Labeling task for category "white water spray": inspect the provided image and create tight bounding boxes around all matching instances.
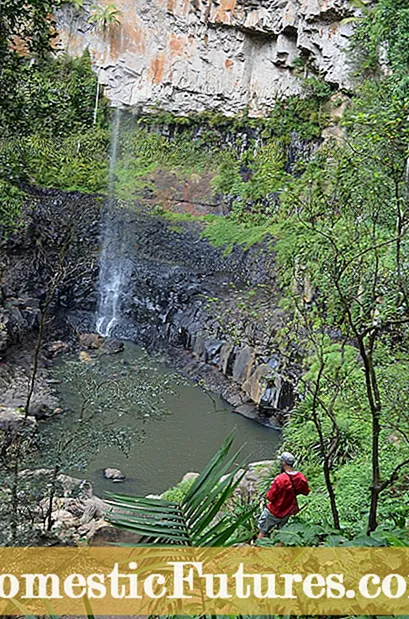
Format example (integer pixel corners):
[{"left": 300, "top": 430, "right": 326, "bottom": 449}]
[{"left": 96, "top": 108, "right": 130, "bottom": 337}]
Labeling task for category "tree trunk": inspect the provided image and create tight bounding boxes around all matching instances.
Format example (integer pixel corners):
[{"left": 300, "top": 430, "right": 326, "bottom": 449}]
[
  {"left": 368, "top": 411, "right": 381, "bottom": 533},
  {"left": 46, "top": 465, "right": 60, "bottom": 531},
  {"left": 10, "top": 450, "right": 19, "bottom": 542},
  {"left": 358, "top": 340, "right": 382, "bottom": 534},
  {"left": 323, "top": 458, "right": 340, "bottom": 530},
  {"left": 310, "top": 363, "right": 341, "bottom": 530}
]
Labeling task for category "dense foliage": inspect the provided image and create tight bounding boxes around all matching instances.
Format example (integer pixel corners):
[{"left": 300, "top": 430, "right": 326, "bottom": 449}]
[{"left": 0, "top": 5, "right": 110, "bottom": 238}]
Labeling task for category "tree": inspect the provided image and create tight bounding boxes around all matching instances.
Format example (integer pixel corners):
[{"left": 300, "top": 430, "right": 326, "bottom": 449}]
[
  {"left": 274, "top": 103, "right": 409, "bottom": 531},
  {"left": 0, "top": 0, "right": 58, "bottom": 131}
]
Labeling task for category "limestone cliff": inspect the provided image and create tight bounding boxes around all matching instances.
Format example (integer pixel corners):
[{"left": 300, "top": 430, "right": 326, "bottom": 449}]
[{"left": 57, "top": 0, "right": 359, "bottom": 116}]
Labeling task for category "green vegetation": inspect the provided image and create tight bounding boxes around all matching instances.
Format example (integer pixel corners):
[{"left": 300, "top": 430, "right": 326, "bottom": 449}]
[
  {"left": 88, "top": 3, "right": 121, "bottom": 30},
  {"left": 112, "top": 125, "right": 221, "bottom": 200},
  {"left": 187, "top": 0, "right": 409, "bottom": 540},
  {"left": 1, "top": 52, "right": 110, "bottom": 182},
  {"left": 0, "top": 0, "right": 110, "bottom": 238}
]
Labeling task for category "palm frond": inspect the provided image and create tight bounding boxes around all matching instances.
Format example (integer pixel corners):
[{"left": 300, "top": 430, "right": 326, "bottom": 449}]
[{"left": 106, "top": 434, "right": 256, "bottom": 546}]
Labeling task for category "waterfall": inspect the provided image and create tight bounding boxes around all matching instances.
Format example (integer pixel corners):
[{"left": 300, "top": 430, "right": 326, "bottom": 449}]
[{"left": 96, "top": 108, "right": 130, "bottom": 337}]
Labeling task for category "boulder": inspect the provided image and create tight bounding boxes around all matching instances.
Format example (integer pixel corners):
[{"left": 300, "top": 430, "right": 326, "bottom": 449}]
[
  {"left": 104, "top": 468, "right": 126, "bottom": 482},
  {"left": 204, "top": 339, "right": 224, "bottom": 364},
  {"left": 79, "top": 333, "right": 104, "bottom": 349},
  {"left": 181, "top": 472, "right": 199, "bottom": 484},
  {"left": 46, "top": 340, "right": 70, "bottom": 357},
  {"left": 80, "top": 497, "right": 107, "bottom": 523},
  {"left": 87, "top": 522, "right": 142, "bottom": 546},
  {"left": 218, "top": 342, "right": 235, "bottom": 376},
  {"left": 242, "top": 364, "right": 272, "bottom": 404},
  {"left": 0, "top": 407, "right": 36, "bottom": 431},
  {"left": 28, "top": 394, "right": 58, "bottom": 419},
  {"left": 51, "top": 509, "right": 78, "bottom": 530},
  {"left": 248, "top": 460, "right": 275, "bottom": 469},
  {"left": 232, "top": 345, "right": 255, "bottom": 384},
  {"left": 57, "top": 475, "right": 94, "bottom": 499}
]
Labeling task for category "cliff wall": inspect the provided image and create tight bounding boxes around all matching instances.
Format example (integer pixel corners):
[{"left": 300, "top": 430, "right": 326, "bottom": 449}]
[{"left": 57, "top": 0, "right": 358, "bottom": 116}]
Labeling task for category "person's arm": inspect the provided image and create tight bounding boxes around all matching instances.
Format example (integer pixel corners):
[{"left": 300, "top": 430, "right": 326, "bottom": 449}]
[
  {"left": 299, "top": 476, "right": 310, "bottom": 496},
  {"left": 266, "top": 478, "right": 279, "bottom": 502}
]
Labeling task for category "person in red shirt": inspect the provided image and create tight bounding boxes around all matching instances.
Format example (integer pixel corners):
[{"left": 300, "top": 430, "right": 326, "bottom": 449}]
[{"left": 257, "top": 451, "right": 310, "bottom": 539}]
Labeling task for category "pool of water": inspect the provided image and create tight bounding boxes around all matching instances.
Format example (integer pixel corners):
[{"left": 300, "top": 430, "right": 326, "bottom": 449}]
[{"left": 52, "top": 342, "right": 280, "bottom": 497}]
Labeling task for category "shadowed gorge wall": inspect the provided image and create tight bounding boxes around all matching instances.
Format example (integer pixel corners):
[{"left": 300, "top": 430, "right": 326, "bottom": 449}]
[{"left": 56, "top": 0, "right": 358, "bottom": 116}]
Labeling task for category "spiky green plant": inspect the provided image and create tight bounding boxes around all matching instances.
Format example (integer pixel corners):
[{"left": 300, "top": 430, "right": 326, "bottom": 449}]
[
  {"left": 106, "top": 435, "right": 256, "bottom": 546},
  {"left": 88, "top": 3, "right": 121, "bottom": 30}
]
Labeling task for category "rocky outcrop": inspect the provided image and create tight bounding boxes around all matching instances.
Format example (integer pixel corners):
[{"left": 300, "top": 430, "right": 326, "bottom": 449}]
[
  {"left": 0, "top": 406, "right": 37, "bottom": 431},
  {"left": 22, "top": 469, "right": 140, "bottom": 545},
  {"left": 56, "top": 0, "right": 360, "bottom": 116},
  {"left": 0, "top": 187, "right": 100, "bottom": 358},
  {"left": 88, "top": 207, "right": 296, "bottom": 426}
]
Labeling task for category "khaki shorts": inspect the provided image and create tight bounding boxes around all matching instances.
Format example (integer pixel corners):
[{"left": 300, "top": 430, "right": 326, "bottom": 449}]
[{"left": 257, "top": 507, "right": 289, "bottom": 534}]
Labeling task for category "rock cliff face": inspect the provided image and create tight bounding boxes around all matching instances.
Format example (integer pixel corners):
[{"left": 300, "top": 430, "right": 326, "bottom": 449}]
[
  {"left": 86, "top": 206, "right": 296, "bottom": 426},
  {"left": 57, "top": 0, "right": 358, "bottom": 116},
  {"left": 2, "top": 189, "right": 295, "bottom": 426}
]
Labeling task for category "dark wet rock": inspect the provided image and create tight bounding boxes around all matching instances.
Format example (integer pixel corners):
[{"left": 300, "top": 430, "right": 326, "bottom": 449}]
[
  {"left": 28, "top": 394, "right": 57, "bottom": 419},
  {"left": 1, "top": 188, "right": 100, "bottom": 358},
  {"left": 2, "top": 188, "right": 297, "bottom": 427},
  {"left": 204, "top": 339, "right": 224, "bottom": 364},
  {"left": 101, "top": 338, "right": 125, "bottom": 355}
]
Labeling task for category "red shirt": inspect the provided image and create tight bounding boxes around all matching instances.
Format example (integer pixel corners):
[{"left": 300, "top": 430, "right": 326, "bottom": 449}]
[{"left": 266, "top": 471, "right": 310, "bottom": 518}]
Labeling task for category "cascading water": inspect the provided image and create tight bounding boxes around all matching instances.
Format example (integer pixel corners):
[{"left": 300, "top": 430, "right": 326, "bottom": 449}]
[{"left": 96, "top": 108, "right": 131, "bottom": 337}]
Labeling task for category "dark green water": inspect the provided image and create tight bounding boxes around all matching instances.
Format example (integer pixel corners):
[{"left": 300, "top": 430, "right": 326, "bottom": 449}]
[{"left": 53, "top": 342, "right": 280, "bottom": 497}]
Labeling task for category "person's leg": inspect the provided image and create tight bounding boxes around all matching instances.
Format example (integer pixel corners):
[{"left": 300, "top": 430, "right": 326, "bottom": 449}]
[
  {"left": 277, "top": 515, "right": 290, "bottom": 529},
  {"left": 257, "top": 508, "right": 272, "bottom": 539},
  {"left": 257, "top": 509, "right": 285, "bottom": 539}
]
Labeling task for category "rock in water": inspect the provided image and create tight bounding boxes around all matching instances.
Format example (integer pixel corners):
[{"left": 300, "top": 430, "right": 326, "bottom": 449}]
[
  {"left": 103, "top": 468, "right": 126, "bottom": 482},
  {"left": 101, "top": 339, "right": 125, "bottom": 355}
]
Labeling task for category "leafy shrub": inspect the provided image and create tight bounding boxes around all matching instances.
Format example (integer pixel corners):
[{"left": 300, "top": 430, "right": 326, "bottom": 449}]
[
  {"left": 0, "top": 181, "right": 25, "bottom": 237},
  {"left": 161, "top": 477, "right": 196, "bottom": 503},
  {"left": 2, "top": 51, "right": 105, "bottom": 138},
  {"left": 21, "top": 128, "right": 110, "bottom": 193}
]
